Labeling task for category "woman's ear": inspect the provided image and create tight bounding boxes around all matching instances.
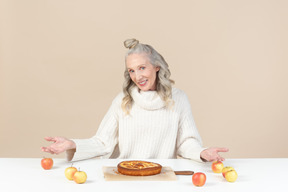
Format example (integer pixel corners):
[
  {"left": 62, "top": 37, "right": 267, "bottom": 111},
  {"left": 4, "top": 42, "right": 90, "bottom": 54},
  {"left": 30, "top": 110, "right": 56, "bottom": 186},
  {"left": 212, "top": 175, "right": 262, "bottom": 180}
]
[{"left": 156, "top": 67, "right": 160, "bottom": 72}]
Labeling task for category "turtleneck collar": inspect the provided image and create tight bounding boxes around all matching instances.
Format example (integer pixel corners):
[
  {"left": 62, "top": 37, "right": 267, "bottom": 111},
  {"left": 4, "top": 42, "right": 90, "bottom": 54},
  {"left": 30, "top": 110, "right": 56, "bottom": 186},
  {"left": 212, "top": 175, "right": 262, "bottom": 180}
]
[{"left": 131, "top": 86, "right": 166, "bottom": 110}]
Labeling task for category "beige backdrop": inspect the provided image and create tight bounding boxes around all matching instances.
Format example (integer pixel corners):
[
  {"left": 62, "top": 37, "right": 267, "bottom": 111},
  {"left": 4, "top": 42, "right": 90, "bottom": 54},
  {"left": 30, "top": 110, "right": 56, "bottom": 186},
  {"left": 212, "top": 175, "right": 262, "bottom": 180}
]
[{"left": 0, "top": 0, "right": 287, "bottom": 159}]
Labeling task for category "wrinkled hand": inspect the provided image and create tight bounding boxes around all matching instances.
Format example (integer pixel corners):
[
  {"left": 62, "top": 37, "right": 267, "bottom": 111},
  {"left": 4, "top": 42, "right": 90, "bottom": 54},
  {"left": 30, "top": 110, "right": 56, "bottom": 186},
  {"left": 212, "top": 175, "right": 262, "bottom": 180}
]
[
  {"left": 41, "top": 136, "right": 76, "bottom": 155},
  {"left": 200, "top": 147, "right": 229, "bottom": 162}
]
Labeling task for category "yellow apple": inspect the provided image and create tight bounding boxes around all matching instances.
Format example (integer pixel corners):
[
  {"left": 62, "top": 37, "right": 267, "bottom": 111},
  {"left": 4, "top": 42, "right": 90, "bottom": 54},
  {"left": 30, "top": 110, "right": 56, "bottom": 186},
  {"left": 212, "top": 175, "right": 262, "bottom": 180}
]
[
  {"left": 73, "top": 169, "right": 87, "bottom": 184},
  {"left": 222, "top": 166, "right": 235, "bottom": 178},
  {"left": 211, "top": 161, "right": 224, "bottom": 173},
  {"left": 65, "top": 165, "right": 78, "bottom": 180},
  {"left": 225, "top": 170, "right": 238, "bottom": 182}
]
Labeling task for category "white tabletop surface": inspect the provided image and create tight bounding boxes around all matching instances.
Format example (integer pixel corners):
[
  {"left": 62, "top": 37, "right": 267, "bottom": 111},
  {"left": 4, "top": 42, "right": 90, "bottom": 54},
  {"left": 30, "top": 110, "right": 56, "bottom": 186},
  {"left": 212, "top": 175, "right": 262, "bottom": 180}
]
[{"left": 0, "top": 158, "right": 287, "bottom": 192}]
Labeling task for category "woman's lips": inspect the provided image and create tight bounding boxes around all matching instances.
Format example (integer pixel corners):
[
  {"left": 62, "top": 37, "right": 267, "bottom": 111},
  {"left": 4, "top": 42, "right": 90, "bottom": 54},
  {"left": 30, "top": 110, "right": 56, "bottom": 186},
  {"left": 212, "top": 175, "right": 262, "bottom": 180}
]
[{"left": 138, "top": 80, "right": 147, "bottom": 86}]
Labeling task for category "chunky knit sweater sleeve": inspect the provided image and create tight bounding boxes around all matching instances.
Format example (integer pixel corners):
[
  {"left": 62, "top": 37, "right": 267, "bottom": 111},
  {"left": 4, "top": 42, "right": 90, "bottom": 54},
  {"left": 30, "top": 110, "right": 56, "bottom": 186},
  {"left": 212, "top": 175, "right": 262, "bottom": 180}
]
[
  {"left": 175, "top": 90, "right": 206, "bottom": 162},
  {"left": 66, "top": 93, "right": 122, "bottom": 161}
]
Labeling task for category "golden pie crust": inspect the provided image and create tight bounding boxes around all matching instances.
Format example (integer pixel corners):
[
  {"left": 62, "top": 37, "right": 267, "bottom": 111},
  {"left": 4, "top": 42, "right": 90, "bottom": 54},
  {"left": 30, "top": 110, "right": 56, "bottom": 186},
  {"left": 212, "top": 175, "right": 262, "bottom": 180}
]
[{"left": 117, "top": 160, "right": 162, "bottom": 176}]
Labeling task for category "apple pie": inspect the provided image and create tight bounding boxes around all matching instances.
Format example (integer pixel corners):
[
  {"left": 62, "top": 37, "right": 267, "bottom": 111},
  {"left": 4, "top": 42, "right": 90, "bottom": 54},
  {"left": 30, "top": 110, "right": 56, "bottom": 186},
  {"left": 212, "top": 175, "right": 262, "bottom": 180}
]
[{"left": 117, "top": 160, "right": 162, "bottom": 176}]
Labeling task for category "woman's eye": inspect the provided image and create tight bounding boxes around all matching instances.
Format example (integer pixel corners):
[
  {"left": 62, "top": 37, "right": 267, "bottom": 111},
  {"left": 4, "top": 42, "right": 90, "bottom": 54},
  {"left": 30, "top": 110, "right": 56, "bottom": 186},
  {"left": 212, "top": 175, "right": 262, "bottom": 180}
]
[
  {"left": 140, "top": 67, "right": 145, "bottom": 70},
  {"left": 129, "top": 70, "right": 134, "bottom": 73}
]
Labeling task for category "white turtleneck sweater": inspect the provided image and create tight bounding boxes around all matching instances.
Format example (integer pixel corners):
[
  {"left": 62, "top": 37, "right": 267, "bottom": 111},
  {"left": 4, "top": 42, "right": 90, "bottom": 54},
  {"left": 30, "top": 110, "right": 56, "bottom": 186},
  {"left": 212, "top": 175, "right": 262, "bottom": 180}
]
[{"left": 67, "top": 87, "right": 205, "bottom": 162}]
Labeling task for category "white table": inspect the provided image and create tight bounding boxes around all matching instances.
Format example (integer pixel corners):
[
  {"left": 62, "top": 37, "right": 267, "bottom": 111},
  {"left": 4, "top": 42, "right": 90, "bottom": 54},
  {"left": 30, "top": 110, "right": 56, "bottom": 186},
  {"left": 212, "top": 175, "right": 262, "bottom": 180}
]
[{"left": 0, "top": 158, "right": 287, "bottom": 192}]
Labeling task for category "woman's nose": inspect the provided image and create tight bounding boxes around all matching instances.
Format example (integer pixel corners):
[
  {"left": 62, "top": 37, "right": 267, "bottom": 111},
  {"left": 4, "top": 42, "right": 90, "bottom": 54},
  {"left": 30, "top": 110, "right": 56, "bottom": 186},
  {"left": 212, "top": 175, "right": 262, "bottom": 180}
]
[{"left": 135, "top": 71, "right": 143, "bottom": 80}]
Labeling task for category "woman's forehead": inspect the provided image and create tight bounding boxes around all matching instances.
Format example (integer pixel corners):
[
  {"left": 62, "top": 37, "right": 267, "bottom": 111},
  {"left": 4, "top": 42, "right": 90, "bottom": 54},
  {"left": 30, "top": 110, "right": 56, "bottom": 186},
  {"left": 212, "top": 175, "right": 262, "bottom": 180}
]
[{"left": 126, "top": 53, "right": 151, "bottom": 68}]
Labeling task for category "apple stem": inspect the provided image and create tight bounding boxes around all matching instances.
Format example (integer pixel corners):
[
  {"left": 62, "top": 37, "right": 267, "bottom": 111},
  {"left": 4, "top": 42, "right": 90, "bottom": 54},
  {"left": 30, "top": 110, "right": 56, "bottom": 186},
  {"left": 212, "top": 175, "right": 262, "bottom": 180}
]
[{"left": 71, "top": 163, "right": 73, "bottom": 167}]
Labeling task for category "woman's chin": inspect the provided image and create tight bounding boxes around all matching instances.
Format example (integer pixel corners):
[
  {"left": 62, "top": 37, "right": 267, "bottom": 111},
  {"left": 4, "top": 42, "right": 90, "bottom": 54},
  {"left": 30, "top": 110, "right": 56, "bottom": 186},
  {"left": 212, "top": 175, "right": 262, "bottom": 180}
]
[
  {"left": 137, "top": 86, "right": 149, "bottom": 91},
  {"left": 136, "top": 83, "right": 156, "bottom": 91}
]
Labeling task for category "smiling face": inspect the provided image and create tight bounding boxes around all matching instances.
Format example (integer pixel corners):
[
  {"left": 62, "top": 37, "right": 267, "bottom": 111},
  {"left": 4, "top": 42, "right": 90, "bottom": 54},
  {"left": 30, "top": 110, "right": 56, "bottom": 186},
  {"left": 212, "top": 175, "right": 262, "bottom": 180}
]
[{"left": 126, "top": 53, "right": 160, "bottom": 91}]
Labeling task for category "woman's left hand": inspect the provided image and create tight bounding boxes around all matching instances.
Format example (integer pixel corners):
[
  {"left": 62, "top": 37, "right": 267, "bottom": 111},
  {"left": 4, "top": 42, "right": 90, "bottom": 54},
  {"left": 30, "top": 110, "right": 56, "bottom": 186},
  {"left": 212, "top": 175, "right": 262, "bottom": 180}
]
[{"left": 200, "top": 147, "right": 229, "bottom": 162}]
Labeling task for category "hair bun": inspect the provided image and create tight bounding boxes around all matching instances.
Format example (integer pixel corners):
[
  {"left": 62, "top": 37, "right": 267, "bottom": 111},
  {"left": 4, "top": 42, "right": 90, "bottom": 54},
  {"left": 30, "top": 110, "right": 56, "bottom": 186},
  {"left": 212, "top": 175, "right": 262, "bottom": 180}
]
[{"left": 124, "top": 38, "right": 139, "bottom": 49}]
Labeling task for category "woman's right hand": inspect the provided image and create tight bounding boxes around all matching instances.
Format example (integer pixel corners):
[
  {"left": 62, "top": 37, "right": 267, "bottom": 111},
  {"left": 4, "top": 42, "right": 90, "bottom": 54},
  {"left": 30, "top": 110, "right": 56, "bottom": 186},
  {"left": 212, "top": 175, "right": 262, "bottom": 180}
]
[{"left": 41, "top": 136, "right": 76, "bottom": 155}]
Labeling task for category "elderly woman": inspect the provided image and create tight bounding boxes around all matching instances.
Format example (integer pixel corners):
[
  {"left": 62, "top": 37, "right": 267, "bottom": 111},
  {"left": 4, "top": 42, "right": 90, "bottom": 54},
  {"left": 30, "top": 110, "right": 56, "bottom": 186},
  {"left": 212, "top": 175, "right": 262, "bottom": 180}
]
[{"left": 42, "top": 39, "right": 228, "bottom": 162}]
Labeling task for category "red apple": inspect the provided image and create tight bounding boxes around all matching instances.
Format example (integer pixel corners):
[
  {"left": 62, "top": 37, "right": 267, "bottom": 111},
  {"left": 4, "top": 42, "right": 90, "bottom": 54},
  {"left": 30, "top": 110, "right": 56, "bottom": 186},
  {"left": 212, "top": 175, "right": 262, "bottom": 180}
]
[
  {"left": 41, "top": 157, "right": 53, "bottom": 170},
  {"left": 211, "top": 161, "right": 224, "bottom": 173},
  {"left": 192, "top": 172, "right": 206, "bottom": 187}
]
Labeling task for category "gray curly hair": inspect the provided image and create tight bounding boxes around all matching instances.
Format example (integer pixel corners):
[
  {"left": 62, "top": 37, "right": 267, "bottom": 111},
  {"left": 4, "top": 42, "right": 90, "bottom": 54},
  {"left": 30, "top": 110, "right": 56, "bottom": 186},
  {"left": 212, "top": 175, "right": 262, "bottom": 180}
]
[{"left": 122, "top": 38, "right": 175, "bottom": 114}]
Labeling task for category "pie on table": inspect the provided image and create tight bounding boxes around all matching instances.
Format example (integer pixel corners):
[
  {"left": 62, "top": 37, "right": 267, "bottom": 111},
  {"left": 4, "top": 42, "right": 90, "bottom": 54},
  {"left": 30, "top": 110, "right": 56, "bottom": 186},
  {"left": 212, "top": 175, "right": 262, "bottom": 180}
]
[{"left": 117, "top": 160, "right": 162, "bottom": 176}]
